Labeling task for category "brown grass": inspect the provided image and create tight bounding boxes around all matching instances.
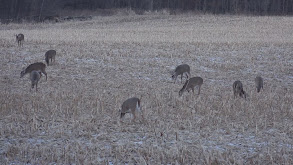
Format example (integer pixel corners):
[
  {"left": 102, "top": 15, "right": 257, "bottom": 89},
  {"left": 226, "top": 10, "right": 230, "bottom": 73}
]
[{"left": 0, "top": 14, "right": 293, "bottom": 164}]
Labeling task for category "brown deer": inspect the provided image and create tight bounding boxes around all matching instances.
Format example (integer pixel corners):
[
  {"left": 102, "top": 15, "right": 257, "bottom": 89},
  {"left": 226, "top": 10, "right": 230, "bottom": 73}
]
[
  {"left": 30, "top": 70, "right": 41, "bottom": 92},
  {"left": 179, "top": 77, "right": 203, "bottom": 97},
  {"left": 45, "top": 50, "right": 56, "bottom": 66},
  {"left": 16, "top": 33, "right": 24, "bottom": 47},
  {"left": 119, "top": 97, "right": 142, "bottom": 122},
  {"left": 255, "top": 76, "right": 263, "bottom": 93},
  {"left": 172, "top": 64, "right": 190, "bottom": 83},
  {"left": 233, "top": 80, "right": 247, "bottom": 99},
  {"left": 21, "top": 62, "right": 47, "bottom": 80}
]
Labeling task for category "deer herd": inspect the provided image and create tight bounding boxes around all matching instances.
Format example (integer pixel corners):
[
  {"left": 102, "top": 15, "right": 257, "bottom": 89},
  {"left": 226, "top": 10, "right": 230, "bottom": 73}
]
[{"left": 17, "top": 33, "right": 264, "bottom": 122}]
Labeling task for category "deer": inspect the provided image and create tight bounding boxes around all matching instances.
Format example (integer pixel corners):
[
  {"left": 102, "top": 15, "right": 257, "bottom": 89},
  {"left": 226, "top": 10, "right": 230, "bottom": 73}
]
[
  {"left": 233, "top": 80, "right": 247, "bottom": 99},
  {"left": 179, "top": 77, "right": 203, "bottom": 97},
  {"left": 172, "top": 64, "right": 190, "bottom": 83},
  {"left": 20, "top": 62, "right": 47, "bottom": 80},
  {"left": 30, "top": 70, "right": 41, "bottom": 92},
  {"left": 45, "top": 50, "right": 56, "bottom": 66},
  {"left": 119, "top": 97, "right": 142, "bottom": 122},
  {"left": 16, "top": 33, "right": 24, "bottom": 47},
  {"left": 255, "top": 76, "right": 263, "bottom": 93}
]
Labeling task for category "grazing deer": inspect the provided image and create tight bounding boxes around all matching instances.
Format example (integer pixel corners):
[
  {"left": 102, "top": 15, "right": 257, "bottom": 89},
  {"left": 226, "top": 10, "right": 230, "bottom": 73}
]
[
  {"left": 233, "top": 80, "right": 247, "bottom": 99},
  {"left": 255, "top": 76, "right": 263, "bottom": 93},
  {"left": 179, "top": 77, "right": 203, "bottom": 97},
  {"left": 172, "top": 64, "right": 190, "bottom": 83},
  {"left": 30, "top": 70, "right": 41, "bottom": 92},
  {"left": 119, "top": 97, "right": 141, "bottom": 122},
  {"left": 20, "top": 62, "right": 47, "bottom": 80},
  {"left": 16, "top": 33, "right": 24, "bottom": 47},
  {"left": 45, "top": 50, "right": 56, "bottom": 66}
]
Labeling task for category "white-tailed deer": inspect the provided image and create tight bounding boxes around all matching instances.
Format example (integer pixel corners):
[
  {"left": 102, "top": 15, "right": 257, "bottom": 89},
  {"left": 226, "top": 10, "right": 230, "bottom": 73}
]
[
  {"left": 45, "top": 50, "right": 56, "bottom": 66},
  {"left": 30, "top": 70, "right": 41, "bottom": 92},
  {"left": 20, "top": 62, "right": 47, "bottom": 80},
  {"left": 172, "top": 64, "right": 190, "bottom": 83},
  {"left": 179, "top": 77, "right": 203, "bottom": 96},
  {"left": 255, "top": 76, "right": 263, "bottom": 93},
  {"left": 233, "top": 80, "right": 247, "bottom": 99},
  {"left": 16, "top": 33, "right": 24, "bottom": 47},
  {"left": 119, "top": 97, "right": 141, "bottom": 122}
]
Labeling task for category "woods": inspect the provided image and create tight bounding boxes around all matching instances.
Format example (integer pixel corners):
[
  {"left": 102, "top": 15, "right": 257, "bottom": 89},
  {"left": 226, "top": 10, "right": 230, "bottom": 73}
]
[{"left": 1, "top": 0, "right": 293, "bottom": 23}]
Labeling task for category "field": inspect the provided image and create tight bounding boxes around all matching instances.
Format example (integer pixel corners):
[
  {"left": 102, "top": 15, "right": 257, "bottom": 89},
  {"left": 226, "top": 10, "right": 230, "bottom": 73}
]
[{"left": 0, "top": 13, "right": 293, "bottom": 164}]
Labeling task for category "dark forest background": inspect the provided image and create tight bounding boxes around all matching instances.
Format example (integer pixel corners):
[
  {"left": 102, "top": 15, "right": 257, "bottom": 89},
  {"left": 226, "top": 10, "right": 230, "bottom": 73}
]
[{"left": 1, "top": 0, "right": 293, "bottom": 23}]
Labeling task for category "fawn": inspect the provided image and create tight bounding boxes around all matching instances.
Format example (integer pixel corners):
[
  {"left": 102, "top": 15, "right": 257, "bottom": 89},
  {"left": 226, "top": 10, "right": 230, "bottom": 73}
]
[
  {"left": 45, "top": 50, "right": 56, "bottom": 65},
  {"left": 16, "top": 34, "right": 24, "bottom": 47},
  {"left": 119, "top": 97, "right": 142, "bottom": 122},
  {"left": 172, "top": 64, "right": 190, "bottom": 83},
  {"left": 21, "top": 62, "right": 47, "bottom": 80},
  {"left": 179, "top": 77, "right": 203, "bottom": 96}
]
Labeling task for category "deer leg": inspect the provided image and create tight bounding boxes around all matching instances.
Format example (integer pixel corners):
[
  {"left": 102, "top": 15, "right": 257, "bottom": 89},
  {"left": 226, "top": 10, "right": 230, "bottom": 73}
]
[
  {"left": 42, "top": 70, "right": 48, "bottom": 81},
  {"left": 198, "top": 86, "right": 201, "bottom": 95},
  {"left": 141, "top": 112, "right": 145, "bottom": 122},
  {"left": 185, "top": 72, "right": 188, "bottom": 80},
  {"left": 173, "top": 76, "right": 177, "bottom": 83},
  {"left": 132, "top": 111, "right": 136, "bottom": 122}
]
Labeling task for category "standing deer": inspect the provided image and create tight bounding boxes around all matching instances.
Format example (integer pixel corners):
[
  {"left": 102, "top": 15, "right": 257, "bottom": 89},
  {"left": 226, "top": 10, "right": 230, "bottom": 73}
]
[
  {"left": 119, "top": 97, "right": 142, "bottom": 122},
  {"left": 45, "top": 50, "right": 56, "bottom": 66},
  {"left": 179, "top": 77, "right": 203, "bottom": 97},
  {"left": 20, "top": 62, "right": 47, "bottom": 80},
  {"left": 233, "top": 80, "right": 247, "bottom": 99},
  {"left": 16, "top": 33, "right": 24, "bottom": 47},
  {"left": 172, "top": 64, "right": 190, "bottom": 83},
  {"left": 30, "top": 70, "right": 41, "bottom": 92},
  {"left": 255, "top": 76, "right": 263, "bottom": 93}
]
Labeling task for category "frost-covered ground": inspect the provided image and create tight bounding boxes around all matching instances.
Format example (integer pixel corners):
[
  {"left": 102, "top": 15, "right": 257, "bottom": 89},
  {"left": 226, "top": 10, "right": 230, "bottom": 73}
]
[{"left": 0, "top": 14, "right": 292, "bottom": 164}]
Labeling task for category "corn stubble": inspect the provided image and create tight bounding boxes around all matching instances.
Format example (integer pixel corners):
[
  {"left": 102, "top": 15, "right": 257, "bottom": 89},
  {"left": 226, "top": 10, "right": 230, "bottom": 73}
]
[{"left": 0, "top": 14, "right": 292, "bottom": 164}]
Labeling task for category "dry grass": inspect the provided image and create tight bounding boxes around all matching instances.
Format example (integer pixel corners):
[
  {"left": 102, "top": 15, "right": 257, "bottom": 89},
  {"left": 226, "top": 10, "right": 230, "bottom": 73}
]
[{"left": 0, "top": 14, "right": 293, "bottom": 164}]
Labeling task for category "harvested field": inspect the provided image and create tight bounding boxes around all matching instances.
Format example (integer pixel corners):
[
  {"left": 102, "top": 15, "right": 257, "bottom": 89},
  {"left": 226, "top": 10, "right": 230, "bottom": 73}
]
[{"left": 0, "top": 14, "right": 293, "bottom": 164}]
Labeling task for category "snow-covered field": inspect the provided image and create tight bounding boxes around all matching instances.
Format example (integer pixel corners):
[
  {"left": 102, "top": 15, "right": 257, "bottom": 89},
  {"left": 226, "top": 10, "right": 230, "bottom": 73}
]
[{"left": 0, "top": 14, "right": 292, "bottom": 164}]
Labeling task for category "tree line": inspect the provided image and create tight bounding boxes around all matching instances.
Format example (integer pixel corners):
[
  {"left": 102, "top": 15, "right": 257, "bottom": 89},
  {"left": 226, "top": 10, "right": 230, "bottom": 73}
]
[
  {"left": 1, "top": 0, "right": 293, "bottom": 22},
  {"left": 107, "top": 0, "right": 293, "bottom": 15},
  {"left": 59, "top": 0, "right": 293, "bottom": 15}
]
